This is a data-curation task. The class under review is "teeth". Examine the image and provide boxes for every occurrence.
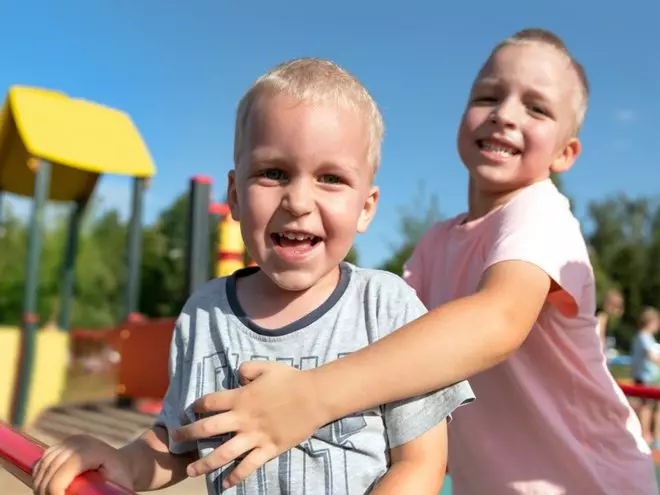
[480,141,517,156]
[278,232,315,241]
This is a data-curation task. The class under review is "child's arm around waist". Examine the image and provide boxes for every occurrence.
[316,259,550,418]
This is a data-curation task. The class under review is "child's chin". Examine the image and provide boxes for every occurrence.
[269,269,323,292]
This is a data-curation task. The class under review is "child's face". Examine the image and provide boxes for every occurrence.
[650,316,660,334]
[228,94,378,292]
[457,43,581,195]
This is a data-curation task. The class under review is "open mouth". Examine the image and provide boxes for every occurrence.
[476,139,521,158]
[271,232,323,248]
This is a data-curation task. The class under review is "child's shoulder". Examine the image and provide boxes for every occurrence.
[344,263,421,303]
[501,178,575,221]
[347,262,411,286]
[180,276,230,314]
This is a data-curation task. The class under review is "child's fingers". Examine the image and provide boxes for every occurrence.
[222,447,274,489]
[33,445,63,489]
[174,411,241,444]
[186,433,256,478]
[34,447,76,495]
[45,452,90,495]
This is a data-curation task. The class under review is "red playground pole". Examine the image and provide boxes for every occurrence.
[0,422,135,495]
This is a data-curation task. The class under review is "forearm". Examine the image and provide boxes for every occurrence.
[118,426,196,491]
[310,290,527,423]
[372,461,444,495]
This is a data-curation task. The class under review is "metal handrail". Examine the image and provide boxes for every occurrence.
[0,421,135,495]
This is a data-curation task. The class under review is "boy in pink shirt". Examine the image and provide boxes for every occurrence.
[403,179,653,493]
[170,29,658,494]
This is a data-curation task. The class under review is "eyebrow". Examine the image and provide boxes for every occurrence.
[248,149,286,165]
[473,77,555,105]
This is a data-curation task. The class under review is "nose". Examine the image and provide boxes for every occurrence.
[281,179,314,217]
[490,98,519,129]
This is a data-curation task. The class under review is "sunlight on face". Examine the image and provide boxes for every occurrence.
[228,94,378,292]
[457,43,581,196]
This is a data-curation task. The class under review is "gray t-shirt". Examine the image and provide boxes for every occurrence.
[156,262,475,495]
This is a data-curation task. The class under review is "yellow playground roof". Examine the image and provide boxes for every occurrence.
[0,85,156,202]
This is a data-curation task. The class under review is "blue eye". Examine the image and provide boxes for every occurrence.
[261,169,286,180]
[319,175,342,184]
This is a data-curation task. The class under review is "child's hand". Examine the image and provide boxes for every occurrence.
[173,360,324,489]
[32,434,133,495]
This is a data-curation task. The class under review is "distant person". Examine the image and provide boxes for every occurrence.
[631,307,660,447]
[597,288,625,351]
[186,28,660,494]
[31,58,474,495]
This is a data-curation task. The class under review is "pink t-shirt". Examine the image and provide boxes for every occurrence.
[403,179,658,494]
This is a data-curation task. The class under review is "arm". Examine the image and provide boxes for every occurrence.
[119,426,198,491]
[31,426,197,494]
[313,259,550,421]
[643,340,660,365]
[372,420,448,495]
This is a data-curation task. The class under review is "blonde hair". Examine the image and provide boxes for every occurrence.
[233,57,384,172]
[489,28,589,136]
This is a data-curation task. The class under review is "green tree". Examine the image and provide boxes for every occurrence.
[585,194,660,350]
[344,245,359,265]
[71,209,127,327]
[379,188,441,276]
[0,202,27,325]
[140,192,219,318]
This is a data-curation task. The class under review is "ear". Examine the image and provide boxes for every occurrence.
[356,185,380,234]
[227,170,240,221]
[550,136,581,173]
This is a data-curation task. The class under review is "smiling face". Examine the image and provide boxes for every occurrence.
[228,93,379,292]
[457,42,582,202]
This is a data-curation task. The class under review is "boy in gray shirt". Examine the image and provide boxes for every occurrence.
[32,57,474,495]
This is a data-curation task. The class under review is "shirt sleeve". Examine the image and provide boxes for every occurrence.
[153,312,197,455]
[377,277,475,449]
[483,183,592,318]
[402,243,425,301]
[402,222,445,306]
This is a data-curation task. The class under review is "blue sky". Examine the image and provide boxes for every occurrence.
[2,0,657,268]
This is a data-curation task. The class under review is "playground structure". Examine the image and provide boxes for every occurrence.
[0,85,155,428]
[0,422,135,494]
[0,84,255,427]
[0,85,254,494]
[111,175,250,407]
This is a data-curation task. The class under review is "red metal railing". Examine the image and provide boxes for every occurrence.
[619,382,660,401]
[0,422,135,495]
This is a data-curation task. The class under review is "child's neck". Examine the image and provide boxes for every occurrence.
[236,265,341,330]
[466,176,547,221]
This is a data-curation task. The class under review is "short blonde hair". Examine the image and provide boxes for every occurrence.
[234,57,384,172]
[489,28,589,136]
